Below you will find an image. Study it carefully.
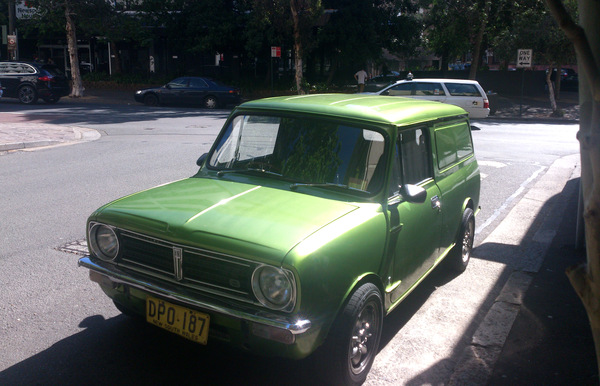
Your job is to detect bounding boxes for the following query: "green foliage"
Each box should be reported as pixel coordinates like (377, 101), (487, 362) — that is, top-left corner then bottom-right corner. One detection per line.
(489, 0), (576, 67)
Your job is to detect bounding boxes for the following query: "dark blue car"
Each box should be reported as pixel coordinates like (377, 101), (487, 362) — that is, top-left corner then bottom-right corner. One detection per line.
(134, 76), (241, 109)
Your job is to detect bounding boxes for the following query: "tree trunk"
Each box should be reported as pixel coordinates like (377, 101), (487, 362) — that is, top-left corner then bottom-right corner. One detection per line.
(545, 66), (561, 116)
(468, 1), (491, 80)
(545, 0), (600, 375)
(110, 41), (122, 74)
(65, 0), (83, 97)
(290, 0), (306, 95)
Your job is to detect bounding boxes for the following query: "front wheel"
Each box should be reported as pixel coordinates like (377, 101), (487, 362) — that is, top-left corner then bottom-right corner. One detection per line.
(322, 283), (383, 385)
(448, 208), (475, 272)
(143, 93), (159, 106)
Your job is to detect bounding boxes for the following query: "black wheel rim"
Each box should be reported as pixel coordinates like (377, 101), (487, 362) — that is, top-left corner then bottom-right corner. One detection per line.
(348, 298), (380, 376)
(461, 218), (474, 263)
(19, 86), (35, 103)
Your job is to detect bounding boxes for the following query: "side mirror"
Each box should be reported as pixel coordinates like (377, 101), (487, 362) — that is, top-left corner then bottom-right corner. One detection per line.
(165, 84), (172, 89)
(196, 153), (208, 167)
(400, 184), (427, 204)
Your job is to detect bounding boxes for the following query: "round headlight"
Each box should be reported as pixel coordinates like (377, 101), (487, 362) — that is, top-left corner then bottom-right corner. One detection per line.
(89, 223), (119, 261)
(252, 265), (294, 310)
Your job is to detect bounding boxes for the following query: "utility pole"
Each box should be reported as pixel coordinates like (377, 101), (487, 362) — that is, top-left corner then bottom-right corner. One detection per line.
(7, 0), (17, 60)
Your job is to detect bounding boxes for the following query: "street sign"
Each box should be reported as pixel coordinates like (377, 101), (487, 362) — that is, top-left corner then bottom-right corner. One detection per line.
(7, 35), (17, 51)
(517, 49), (532, 68)
(271, 46), (281, 58)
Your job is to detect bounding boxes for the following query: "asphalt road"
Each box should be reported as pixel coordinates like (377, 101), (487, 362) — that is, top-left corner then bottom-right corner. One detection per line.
(0, 102), (580, 384)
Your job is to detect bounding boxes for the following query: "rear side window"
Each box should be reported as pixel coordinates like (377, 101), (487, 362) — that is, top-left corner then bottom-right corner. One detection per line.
(189, 78), (208, 88)
(435, 121), (473, 170)
(445, 83), (482, 97)
(0, 62), (35, 74)
(414, 82), (445, 96)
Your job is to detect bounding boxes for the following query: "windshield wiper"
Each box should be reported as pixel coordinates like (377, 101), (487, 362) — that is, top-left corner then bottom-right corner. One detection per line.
(289, 182), (351, 191)
(216, 168), (282, 178)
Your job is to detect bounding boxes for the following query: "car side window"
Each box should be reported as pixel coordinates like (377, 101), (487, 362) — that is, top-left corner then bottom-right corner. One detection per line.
(445, 83), (481, 97)
(168, 78), (188, 88)
(399, 128), (431, 185)
(189, 78), (208, 88)
(414, 82), (445, 96)
(383, 83), (412, 96)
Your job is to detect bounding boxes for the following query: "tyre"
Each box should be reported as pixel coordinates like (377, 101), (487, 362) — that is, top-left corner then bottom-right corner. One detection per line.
(204, 95), (219, 109)
(143, 93), (159, 106)
(447, 208), (475, 272)
(113, 300), (142, 319)
(322, 283), (383, 385)
(18, 85), (38, 104)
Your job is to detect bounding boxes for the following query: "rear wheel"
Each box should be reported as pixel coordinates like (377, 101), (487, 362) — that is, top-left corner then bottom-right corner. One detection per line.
(18, 85), (38, 104)
(204, 95), (219, 109)
(448, 208), (475, 272)
(322, 283), (383, 385)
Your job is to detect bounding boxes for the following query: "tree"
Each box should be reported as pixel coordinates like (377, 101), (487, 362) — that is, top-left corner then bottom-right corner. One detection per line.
(545, 0), (600, 374)
(489, 0), (575, 115)
(290, 0), (322, 94)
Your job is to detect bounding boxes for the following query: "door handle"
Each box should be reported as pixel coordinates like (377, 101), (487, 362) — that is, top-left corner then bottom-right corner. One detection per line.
(431, 195), (441, 211)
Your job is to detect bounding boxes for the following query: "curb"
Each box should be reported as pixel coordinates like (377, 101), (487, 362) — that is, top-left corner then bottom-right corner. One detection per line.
(0, 125), (101, 152)
(448, 153), (581, 384)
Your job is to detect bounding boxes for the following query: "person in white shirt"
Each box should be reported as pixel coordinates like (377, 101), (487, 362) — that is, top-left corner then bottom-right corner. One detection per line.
(354, 69), (369, 93)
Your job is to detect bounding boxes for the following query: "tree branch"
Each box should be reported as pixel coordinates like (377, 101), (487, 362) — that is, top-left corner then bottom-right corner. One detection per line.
(544, 0), (600, 102)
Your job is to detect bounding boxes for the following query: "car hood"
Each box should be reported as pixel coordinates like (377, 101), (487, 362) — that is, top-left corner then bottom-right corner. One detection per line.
(92, 177), (359, 265)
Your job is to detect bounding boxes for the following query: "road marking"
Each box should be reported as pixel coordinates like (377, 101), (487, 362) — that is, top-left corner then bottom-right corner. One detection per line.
(475, 165), (546, 235)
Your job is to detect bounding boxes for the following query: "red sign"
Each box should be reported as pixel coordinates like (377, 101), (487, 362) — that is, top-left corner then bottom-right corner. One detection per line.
(271, 46), (281, 58)
(7, 35), (17, 51)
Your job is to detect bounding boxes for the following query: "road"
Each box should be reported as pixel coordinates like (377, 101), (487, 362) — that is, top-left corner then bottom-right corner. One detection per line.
(0, 102), (580, 384)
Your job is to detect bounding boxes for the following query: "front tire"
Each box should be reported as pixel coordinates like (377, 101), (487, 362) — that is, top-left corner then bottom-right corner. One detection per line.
(143, 93), (159, 106)
(448, 208), (475, 272)
(323, 283), (383, 385)
(18, 85), (38, 104)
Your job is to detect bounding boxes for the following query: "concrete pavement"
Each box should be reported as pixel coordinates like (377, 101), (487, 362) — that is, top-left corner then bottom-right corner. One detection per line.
(1, 88), (596, 384)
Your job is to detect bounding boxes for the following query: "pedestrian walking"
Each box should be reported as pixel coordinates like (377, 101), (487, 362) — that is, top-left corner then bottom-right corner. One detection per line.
(355, 68), (369, 93)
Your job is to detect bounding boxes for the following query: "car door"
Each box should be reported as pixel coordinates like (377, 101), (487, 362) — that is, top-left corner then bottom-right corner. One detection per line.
(412, 81), (447, 103)
(380, 82), (413, 97)
(161, 77), (189, 105)
(443, 82), (486, 117)
(387, 126), (443, 303)
(0, 62), (28, 98)
(185, 77), (210, 105)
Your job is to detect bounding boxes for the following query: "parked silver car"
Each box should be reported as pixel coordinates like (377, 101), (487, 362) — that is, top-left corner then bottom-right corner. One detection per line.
(369, 78), (490, 119)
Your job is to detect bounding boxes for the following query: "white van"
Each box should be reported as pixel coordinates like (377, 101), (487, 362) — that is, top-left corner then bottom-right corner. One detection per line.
(372, 78), (490, 119)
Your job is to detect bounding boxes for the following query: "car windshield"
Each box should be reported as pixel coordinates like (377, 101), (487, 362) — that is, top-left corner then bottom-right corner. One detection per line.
(208, 114), (387, 194)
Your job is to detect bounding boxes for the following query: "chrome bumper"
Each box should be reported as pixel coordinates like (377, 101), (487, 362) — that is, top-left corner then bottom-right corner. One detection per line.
(78, 256), (312, 337)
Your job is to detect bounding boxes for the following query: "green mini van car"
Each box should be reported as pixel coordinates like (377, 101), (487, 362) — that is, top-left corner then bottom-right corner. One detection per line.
(79, 94), (480, 385)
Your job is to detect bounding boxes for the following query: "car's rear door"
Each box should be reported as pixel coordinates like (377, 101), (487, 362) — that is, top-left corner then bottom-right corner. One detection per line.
(443, 82), (488, 118)
(184, 77), (210, 105)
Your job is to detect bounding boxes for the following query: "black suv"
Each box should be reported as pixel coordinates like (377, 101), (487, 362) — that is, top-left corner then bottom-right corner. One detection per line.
(0, 61), (70, 104)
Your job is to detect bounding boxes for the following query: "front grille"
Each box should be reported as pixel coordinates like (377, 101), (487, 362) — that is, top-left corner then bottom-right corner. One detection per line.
(116, 229), (259, 303)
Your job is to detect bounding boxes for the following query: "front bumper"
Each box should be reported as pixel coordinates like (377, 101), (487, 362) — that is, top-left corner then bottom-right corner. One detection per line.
(78, 256), (320, 358)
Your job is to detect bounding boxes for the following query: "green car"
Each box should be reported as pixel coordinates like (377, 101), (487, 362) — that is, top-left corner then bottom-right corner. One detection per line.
(79, 94), (480, 385)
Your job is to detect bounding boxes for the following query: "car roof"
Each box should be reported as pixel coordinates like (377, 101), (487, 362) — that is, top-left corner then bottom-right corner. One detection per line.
(236, 94), (467, 128)
(393, 78), (482, 85)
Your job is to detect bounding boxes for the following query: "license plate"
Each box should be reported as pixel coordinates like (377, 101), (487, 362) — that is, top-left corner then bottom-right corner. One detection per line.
(146, 296), (210, 345)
